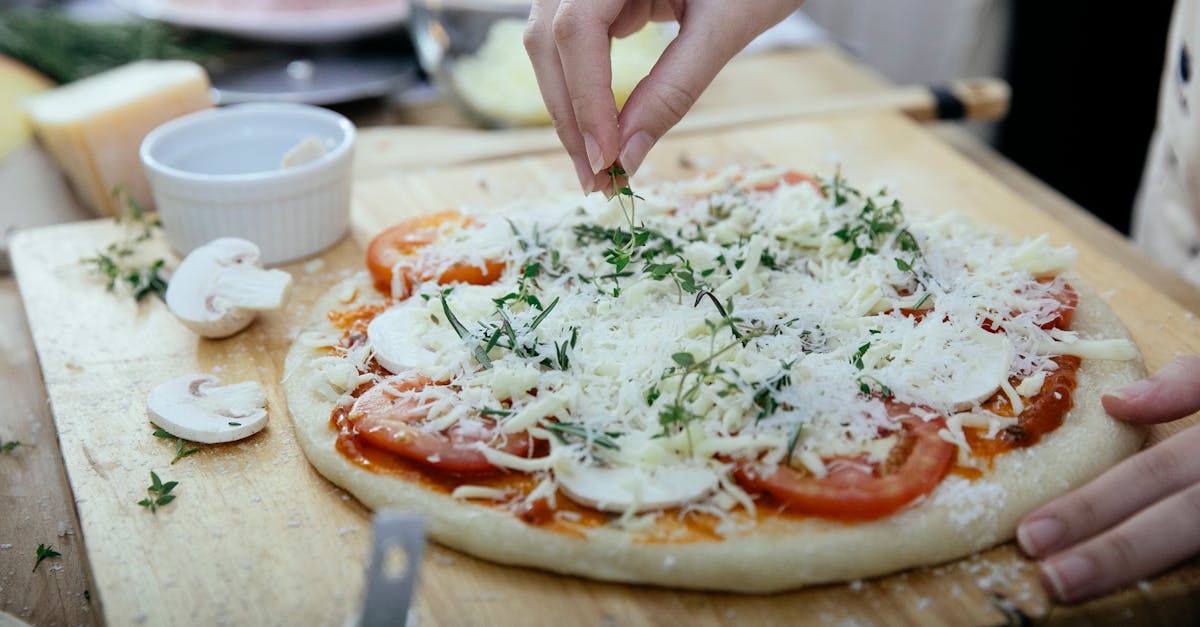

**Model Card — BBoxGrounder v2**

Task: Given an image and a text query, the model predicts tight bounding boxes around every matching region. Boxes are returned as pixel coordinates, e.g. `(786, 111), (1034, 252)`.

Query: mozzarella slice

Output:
(890, 323), (1014, 410)
(369, 299), (480, 382)
(556, 460), (719, 513)
(369, 284), (511, 379)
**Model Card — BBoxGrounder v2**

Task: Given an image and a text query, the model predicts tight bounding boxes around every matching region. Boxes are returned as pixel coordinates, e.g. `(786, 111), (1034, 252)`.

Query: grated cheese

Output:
(321, 167), (1137, 518)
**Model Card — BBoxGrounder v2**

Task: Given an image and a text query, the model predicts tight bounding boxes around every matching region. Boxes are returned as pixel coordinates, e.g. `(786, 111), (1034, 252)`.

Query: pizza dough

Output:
(284, 272), (1144, 593)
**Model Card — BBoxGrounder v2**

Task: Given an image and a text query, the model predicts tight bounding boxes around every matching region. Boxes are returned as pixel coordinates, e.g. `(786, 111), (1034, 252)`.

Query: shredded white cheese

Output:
(318, 166), (1136, 522)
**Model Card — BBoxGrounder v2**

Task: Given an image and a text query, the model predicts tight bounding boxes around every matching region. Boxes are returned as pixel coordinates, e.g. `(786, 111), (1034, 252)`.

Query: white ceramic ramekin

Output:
(140, 103), (355, 265)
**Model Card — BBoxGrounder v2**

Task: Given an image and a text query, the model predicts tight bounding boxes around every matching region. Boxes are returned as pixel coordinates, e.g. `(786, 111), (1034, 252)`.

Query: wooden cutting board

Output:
(12, 110), (1200, 626)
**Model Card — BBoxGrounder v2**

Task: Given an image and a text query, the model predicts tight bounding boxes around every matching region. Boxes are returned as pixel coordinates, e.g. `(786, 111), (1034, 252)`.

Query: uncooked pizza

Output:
(283, 166), (1144, 592)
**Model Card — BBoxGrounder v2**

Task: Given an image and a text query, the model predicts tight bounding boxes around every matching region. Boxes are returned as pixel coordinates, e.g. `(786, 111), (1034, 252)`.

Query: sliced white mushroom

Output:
(147, 374), (268, 443)
(367, 302), (459, 377)
(166, 237), (293, 338)
(556, 460), (720, 514)
(367, 286), (499, 379)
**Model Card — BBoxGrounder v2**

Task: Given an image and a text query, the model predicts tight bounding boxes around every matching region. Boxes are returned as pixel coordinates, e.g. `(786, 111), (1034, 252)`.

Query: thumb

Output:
(1102, 355), (1200, 423)
(615, 26), (741, 176)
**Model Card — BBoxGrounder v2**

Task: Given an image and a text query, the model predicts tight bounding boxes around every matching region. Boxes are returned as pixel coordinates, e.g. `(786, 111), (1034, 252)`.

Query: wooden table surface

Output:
(1, 46), (1199, 627)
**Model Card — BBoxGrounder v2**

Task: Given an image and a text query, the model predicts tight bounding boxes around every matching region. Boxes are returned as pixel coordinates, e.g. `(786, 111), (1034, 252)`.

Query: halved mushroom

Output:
(147, 374), (268, 443)
(556, 460), (720, 514)
(166, 238), (293, 338)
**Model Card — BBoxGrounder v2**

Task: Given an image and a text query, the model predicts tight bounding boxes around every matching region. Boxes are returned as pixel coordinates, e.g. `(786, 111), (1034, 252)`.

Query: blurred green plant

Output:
(0, 9), (229, 82)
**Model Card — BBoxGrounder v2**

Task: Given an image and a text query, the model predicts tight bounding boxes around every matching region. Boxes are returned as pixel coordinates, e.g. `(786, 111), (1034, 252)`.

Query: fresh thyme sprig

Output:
(751, 361), (794, 422)
(1, 437), (23, 454)
(574, 172), (707, 300)
(83, 190), (169, 302)
(137, 470), (178, 514)
(497, 220), (568, 311)
(856, 375), (894, 399)
(33, 543), (61, 572)
(654, 324), (770, 452)
(152, 427), (199, 464)
(824, 171), (935, 300)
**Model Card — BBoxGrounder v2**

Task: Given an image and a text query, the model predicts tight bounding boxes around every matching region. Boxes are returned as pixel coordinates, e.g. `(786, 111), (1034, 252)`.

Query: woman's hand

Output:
(524, 0), (803, 193)
(1017, 355), (1200, 602)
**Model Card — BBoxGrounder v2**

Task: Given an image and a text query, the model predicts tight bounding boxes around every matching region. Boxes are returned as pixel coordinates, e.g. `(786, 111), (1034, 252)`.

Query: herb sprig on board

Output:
(152, 427), (200, 464)
(137, 471), (178, 514)
(33, 543), (61, 572)
(1, 437), (23, 454)
(83, 191), (169, 302)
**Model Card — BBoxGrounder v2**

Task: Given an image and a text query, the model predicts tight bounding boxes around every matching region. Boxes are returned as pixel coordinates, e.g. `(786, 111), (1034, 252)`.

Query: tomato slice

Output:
(348, 377), (531, 475)
(366, 210), (506, 296)
(734, 412), (955, 521)
(741, 169), (825, 195)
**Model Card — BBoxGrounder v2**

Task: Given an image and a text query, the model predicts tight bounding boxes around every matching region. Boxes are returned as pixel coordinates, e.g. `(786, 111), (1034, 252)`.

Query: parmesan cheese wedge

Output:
(24, 60), (212, 216)
(556, 460), (719, 513)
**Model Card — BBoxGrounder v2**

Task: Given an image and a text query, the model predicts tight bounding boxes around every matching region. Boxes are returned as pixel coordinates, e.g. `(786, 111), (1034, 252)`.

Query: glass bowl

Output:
(408, 0), (671, 128)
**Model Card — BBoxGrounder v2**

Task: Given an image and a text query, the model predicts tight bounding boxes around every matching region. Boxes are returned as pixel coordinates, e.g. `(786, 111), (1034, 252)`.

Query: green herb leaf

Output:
(671, 352), (696, 367)
(441, 294), (493, 369)
(851, 343), (870, 370)
(0, 438), (23, 454)
(33, 543), (61, 572)
(82, 190), (169, 303)
(784, 426), (804, 467)
(138, 471), (178, 514)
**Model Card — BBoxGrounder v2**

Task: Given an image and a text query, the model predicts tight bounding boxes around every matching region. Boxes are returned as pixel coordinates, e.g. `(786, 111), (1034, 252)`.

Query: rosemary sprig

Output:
(784, 426), (804, 467)
(0, 9), (230, 83)
(441, 294), (495, 368)
(545, 421), (619, 450)
(443, 293), (570, 370)
(137, 471), (178, 514)
(33, 543), (61, 572)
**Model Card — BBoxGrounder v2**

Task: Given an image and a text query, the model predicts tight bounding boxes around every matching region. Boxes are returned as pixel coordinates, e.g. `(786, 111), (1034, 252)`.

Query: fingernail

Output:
(1041, 553), (1095, 602)
(583, 132), (605, 174)
(619, 131), (653, 177)
(1107, 378), (1155, 402)
(573, 156), (595, 194)
(1017, 516), (1067, 556)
